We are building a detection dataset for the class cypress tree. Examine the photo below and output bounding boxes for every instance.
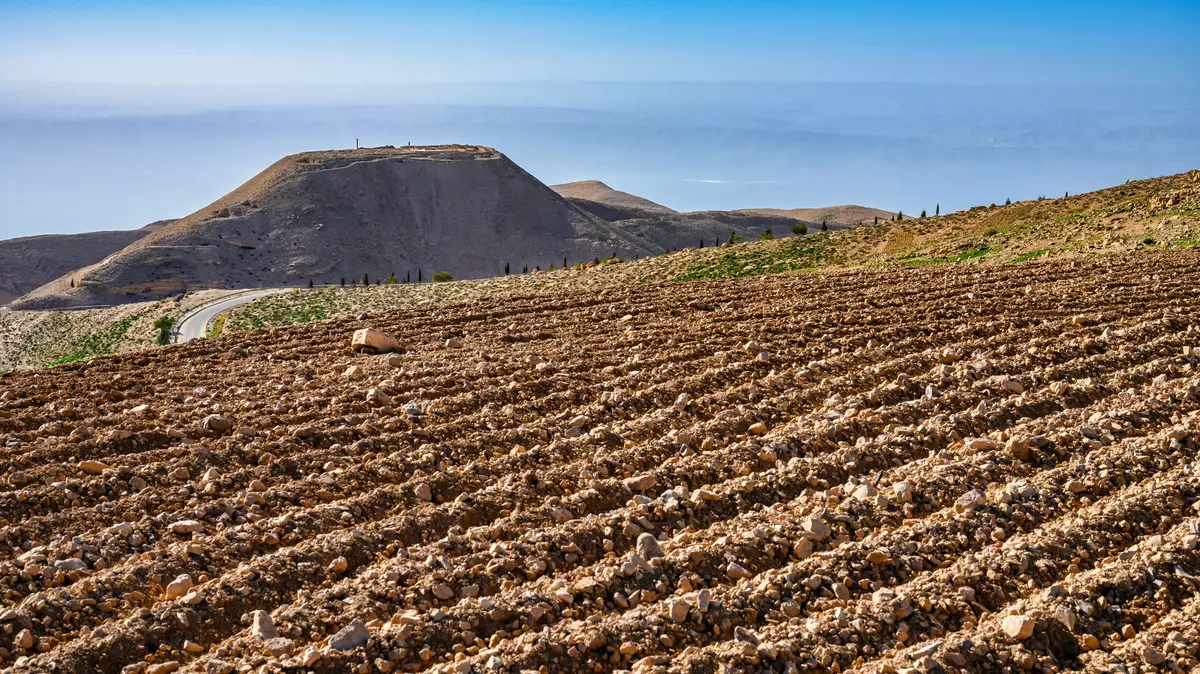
[935,203,940,216]
[505,262,510,275]
[563,256,567,269]
[363,272,369,286]
[418,269,422,283]
[308,278,314,288]
[340,277,345,287]
[920,210,926,218]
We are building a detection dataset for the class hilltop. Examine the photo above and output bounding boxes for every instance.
[551,180,677,219]
[0,220,170,306]
[12,146,658,309]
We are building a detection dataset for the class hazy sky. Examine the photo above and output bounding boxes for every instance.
[2,1,1197,88]
[0,2,1197,239]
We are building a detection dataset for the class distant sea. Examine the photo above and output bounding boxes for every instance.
[1,82,1197,239]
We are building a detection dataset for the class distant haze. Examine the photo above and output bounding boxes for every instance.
[2,81,1197,239]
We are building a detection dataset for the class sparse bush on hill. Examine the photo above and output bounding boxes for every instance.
[432,271,453,282]
[729,233,744,244]
[792,223,807,235]
[759,229,774,240]
[153,315,175,346]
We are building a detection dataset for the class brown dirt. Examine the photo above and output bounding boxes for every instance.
[0,251,1197,674]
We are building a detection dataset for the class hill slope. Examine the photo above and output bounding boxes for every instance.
[551,179,676,217]
[737,204,897,226]
[13,146,657,309]
[0,220,170,306]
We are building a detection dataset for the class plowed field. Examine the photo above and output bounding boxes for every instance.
[1,252,1198,674]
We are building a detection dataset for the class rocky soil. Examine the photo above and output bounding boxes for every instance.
[0,251,1198,674]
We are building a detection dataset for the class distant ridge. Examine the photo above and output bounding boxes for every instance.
[0,220,172,307]
[737,205,897,226]
[551,180,677,217]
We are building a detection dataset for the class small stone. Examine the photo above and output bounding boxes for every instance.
[15,628,33,650]
[965,437,1000,452]
[78,460,111,475]
[203,415,233,432]
[164,574,193,600]
[1001,614,1035,640]
[414,483,432,501]
[793,539,813,559]
[328,557,348,574]
[624,474,657,491]
[264,637,294,658]
[251,610,278,639]
[636,533,663,559]
[147,663,181,674]
[206,660,235,674]
[169,520,203,535]
[432,584,454,600]
[697,589,711,612]
[668,599,689,623]
[1142,647,1166,666]
[1006,437,1030,460]
[329,619,370,650]
[801,516,829,539]
[183,640,204,654]
[727,562,752,580]
[866,549,891,564]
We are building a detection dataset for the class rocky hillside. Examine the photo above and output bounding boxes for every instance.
[0,220,170,306]
[12,146,658,309]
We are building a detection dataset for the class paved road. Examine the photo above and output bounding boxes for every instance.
[175,289,288,342]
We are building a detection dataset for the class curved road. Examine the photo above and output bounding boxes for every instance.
[175,289,288,342]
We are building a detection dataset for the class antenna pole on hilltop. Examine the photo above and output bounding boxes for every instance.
[356,138,359,150]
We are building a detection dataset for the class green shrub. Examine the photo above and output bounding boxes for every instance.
[729,233,745,244]
[432,271,453,282]
[759,229,774,240]
[153,315,175,346]
[791,223,807,235]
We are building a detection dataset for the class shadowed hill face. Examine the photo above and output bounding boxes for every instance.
[0,220,173,307]
[13,147,660,309]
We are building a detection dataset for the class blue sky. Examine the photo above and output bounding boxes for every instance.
[0,2,1197,238]
[2,1,1198,87]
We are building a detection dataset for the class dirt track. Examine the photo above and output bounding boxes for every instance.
[1,252,1198,674]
